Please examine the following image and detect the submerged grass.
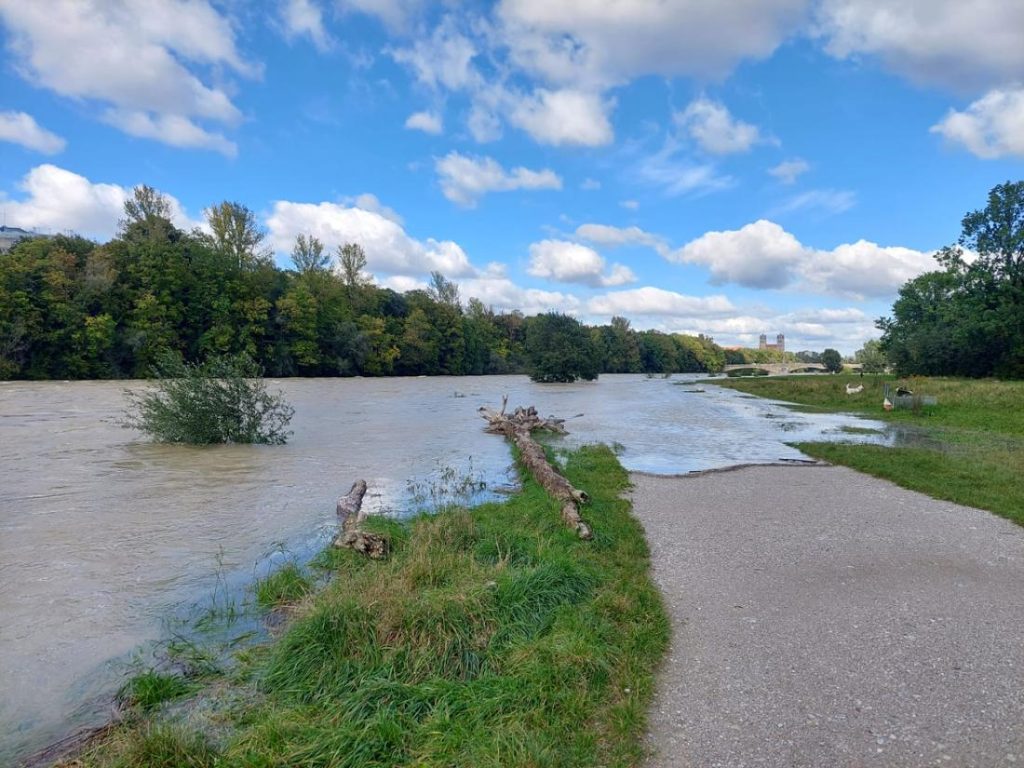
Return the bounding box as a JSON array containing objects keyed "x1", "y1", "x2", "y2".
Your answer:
[
  {"x1": 712, "y1": 373, "x2": 1024, "y2": 524},
  {"x1": 71, "y1": 445, "x2": 669, "y2": 768}
]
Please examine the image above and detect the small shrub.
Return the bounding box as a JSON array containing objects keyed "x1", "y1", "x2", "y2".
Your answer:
[{"x1": 122, "y1": 352, "x2": 294, "y2": 444}]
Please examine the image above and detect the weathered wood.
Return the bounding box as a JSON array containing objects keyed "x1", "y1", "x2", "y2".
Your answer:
[
  {"x1": 333, "y1": 479, "x2": 389, "y2": 559},
  {"x1": 337, "y1": 480, "x2": 368, "y2": 532},
  {"x1": 479, "y1": 401, "x2": 592, "y2": 540}
]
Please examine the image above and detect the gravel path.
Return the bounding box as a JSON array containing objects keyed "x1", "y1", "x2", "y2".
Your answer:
[{"x1": 630, "y1": 465, "x2": 1024, "y2": 768}]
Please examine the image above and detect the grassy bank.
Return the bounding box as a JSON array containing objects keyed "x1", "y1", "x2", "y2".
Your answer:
[
  {"x1": 712, "y1": 374, "x2": 1024, "y2": 524},
  {"x1": 64, "y1": 445, "x2": 669, "y2": 768}
]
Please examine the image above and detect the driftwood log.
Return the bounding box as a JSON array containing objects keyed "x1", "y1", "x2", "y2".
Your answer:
[
  {"x1": 333, "y1": 479, "x2": 389, "y2": 559},
  {"x1": 479, "y1": 397, "x2": 593, "y2": 540}
]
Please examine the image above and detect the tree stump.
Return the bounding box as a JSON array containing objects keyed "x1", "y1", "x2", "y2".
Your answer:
[
  {"x1": 479, "y1": 397, "x2": 593, "y2": 540},
  {"x1": 333, "y1": 479, "x2": 389, "y2": 559}
]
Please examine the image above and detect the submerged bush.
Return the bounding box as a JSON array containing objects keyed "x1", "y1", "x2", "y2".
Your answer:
[{"x1": 123, "y1": 352, "x2": 294, "y2": 444}]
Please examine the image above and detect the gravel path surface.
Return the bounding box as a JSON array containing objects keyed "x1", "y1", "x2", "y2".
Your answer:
[{"x1": 630, "y1": 465, "x2": 1024, "y2": 768}]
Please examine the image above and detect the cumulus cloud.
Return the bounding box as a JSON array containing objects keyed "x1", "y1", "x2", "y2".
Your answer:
[
  {"x1": 389, "y1": 18, "x2": 480, "y2": 91},
  {"x1": 506, "y1": 88, "x2": 614, "y2": 146},
  {"x1": 459, "y1": 274, "x2": 582, "y2": 315},
  {"x1": 266, "y1": 198, "x2": 476, "y2": 278},
  {"x1": 574, "y1": 223, "x2": 668, "y2": 255},
  {"x1": 404, "y1": 110, "x2": 443, "y2": 134},
  {"x1": 103, "y1": 109, "x2": 236, "y2": 157},
  {"x1": 931, "y1": 87, "x2": 1024, "y2": 159},
  {"x1": 434, "y1": 152, "x2": 561, "y2": 207},
  {"x1": 0, "y1": 111, "x2": 66, "y2": 154},
  {"x1": 768, "y1": 158, "x2": 810, "y2": 184},
  {"x1": 527, "y1": 239, "x2": 636, "y2": 287},
  {"x1": 1, "y1": 164, "x2": 198, "y2": 239},
  {"x1": 281, "y1": 0, "x2": 333, "y2": 51},
  {"x1": 0, "y1": 0, "x2": 255, "y2": 153},
  {"x1": 675, "y1": 97, "x2": 763, "y2": 155},
  {"x1": 670, "y1": 220, "x2": 805, "y2": 289},
  {"x1": 816, "y1": 0, "x2": 1024, "y2": 91},
  {"x1": 587, "y1": 287, "x2": 736, "y2": 317},
  {"x1": 498, "y1": 0, "x2": 808, "y2": 86},
  {"x1": 668, "y1": 218, "x2": 939, "y2": 298}
]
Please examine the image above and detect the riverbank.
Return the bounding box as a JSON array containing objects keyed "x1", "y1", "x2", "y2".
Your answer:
[
  {"x1": 55, "y1": 445, "x2": 669, "y2": 768},
  {"x1": 711, "y1": 374, "x2": 1024, "y2": 524},
  {"x1": 632, "y1": 464, "x2": 1024, "y2": 766}
]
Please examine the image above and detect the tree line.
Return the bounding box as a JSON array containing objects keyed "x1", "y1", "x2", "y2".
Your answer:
[
  {"x1": 879, "y1": 181, "x2": 1024, "y2": 379},
  {"x1": 0, "y1": 186, "x2": 726, "y2": 382}
]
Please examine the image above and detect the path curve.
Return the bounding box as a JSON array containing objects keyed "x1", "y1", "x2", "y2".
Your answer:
[{"x1": 631, "y1": 465, "x2": 1024, "y2": 768}]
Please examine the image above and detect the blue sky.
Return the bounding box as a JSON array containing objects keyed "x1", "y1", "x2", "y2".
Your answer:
[{"x1": 2, "y1": 1, "x2": 1023, "y2": 353}]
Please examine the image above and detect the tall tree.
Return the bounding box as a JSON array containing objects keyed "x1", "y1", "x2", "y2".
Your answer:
[
  {"x1": 206, "y1": 201, "x2": 270, "y2": 270},
  {"x1": 291, "y1": 234, "x2": 330, "y2": 275},
  {"x1": 337, "y1": 243, "x2": 369, "y2": 288},
  {"x1": 525, "y1": 312, "x2": 598, "y2": 383}
]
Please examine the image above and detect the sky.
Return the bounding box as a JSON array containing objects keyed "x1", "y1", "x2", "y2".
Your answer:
[{"x1": 1, "y1": 1, "x2": 1023, "y2": 354}]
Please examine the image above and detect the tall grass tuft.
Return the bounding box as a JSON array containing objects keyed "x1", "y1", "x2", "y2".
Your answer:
[{"x1": 122, "y1": 352, "x2": 294, "y2": 444}]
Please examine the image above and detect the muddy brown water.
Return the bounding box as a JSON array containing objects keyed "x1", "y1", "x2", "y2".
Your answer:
[{"x1": 0, "y1": 374, "x2": 887, "y2": 761}]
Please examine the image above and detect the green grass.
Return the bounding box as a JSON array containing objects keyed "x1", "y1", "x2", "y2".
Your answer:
[
  {"x1": 254, "y1": 563, "x2": 312, "y2": 610},
  {"x1": 74, "y1": 445, "x2": 669, "y2": 768},
  {"x1": 118, "y1": 671, "x2": 197, "y2": 712},
  {"x1": 712, "y1": 373, "x2": 1024, "y2": 523}
]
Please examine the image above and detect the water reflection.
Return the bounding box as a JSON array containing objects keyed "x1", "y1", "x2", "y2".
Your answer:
[{"x1": 0, "y1": 374, "x2": 887, "y2": 760}]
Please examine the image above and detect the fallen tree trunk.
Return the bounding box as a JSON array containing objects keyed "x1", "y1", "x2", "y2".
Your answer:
[
  {"x1": 333, "y1": 479, "x2": 389, "y2": 559},
  {"x1": 479, "y1": 397, "x2": 593, "y2": 540}
]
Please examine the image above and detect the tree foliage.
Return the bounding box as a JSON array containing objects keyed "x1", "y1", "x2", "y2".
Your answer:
[
  {"x1": 854, "y1": 339, "x2": 887, "y2": 373},
  {"x1": 123, "y1": 352, "x2": 294, "y2": 444},
  {"x1": 526, "y1": 313, "x2": 599, "y2": 383},
  {"x1": 879, "y1": 181, "x2": 1024, "y2": 378},
  {"x1": 0, "y1": 184, "x2": 732, "y2": 382},
  {"x1": 821, "y1": 348, "x2": 843, "y2": 373}
]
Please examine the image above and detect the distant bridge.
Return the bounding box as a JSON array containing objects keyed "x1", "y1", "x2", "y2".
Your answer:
[{"x1": 722, "y1": 363, "x2": 827, "y2": 375}]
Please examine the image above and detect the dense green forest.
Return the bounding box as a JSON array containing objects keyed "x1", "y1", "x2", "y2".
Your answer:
[
  {"x1": 0, "y1": 187, "x2": 725, "y2": 381},
  {"x1": 879, "y1": 181, "x2": 1024, "y2": 379}
]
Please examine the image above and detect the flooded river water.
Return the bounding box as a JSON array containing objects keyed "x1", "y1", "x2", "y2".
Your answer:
[{"x1": 0, "y1": 374, "x2": 886, "y2": 761}]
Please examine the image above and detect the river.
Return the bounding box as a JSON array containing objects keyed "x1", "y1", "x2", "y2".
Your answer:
[{"x1": 0, "y1": 374, "x2": 886, "y2": 762}]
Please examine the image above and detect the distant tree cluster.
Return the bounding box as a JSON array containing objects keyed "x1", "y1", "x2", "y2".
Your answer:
[
  {"x1": 0, "y1": 187, "x2": 726, "y2": 382},
  {"x1": 879, "y1": 181, "x2": 1024, "y2": 378}
]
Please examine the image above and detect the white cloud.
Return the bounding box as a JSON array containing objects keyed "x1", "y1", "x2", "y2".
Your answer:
[
  {"x1": 671, "y1": 219, "x2": 805, "y2": 289},
  {"x1": 675, "y1": 97, "x2": 763, "y2": 155},
  {"x1": 266, "y1": 199, "x2": 476, "y2": 278},
  {"x1": 816, "y1": 0, "x2": 1024, "y2": 91},
  {"x1": 337, "y1": 0, "x2": 425, "y2": 31},
  {"x1": 1, "y1": 164, "x2": 198, "y2": 239},
  {"x1": 0, "y1": 111, "x2": 66, "y2": 154},
  {"x1": 506, "y1": 88, "x2": 614, "y2": 146},
  {"x1": 770, "y1": 188, "x2": 856, "y2": 217},
  {"x1": 768, "y1": 158, "x2": 810, "y2": 184},
  {"x1": 633, "y1": 140, "x2": 734, "y2": 196},
  {"x1": 389, "y1": 18, "x2": 480, "y2": 91},
  {"x1": 0, "y1": 0, "x2": 255, "y2": 152},
  {"x1": 281, "y1": 0, "x2": 333, "y2": 52},
  {"x1": 348, "y1": 193, "x2": 404, "y2": 225},
  {"x1": 930, "y1": 87, "x2": 1024, "y2": 159},
  {"x1": 103, "y1": 109, "x2": 236, "y2": 157},
  {"x1": 459, "y1": 275, "x2": 583, "y2": 315},
  {"x1": 404, "y1": 110, "x2": 444, "y2": 134},
  {"x1": 581, "y1": 178, "x2": 601, "y2": 191},
  {"x1": 587, "y1": 286, "x2": 735, "y2": 317},
  {"x1": 574, "y1": 223, "x2": 668, "y2": 255},
  {"x1": 803, "y1": 239, "x2": 939, "y2": 299},
  {"x1": 498, "y1": 0, "x2": 808, "y2": 86},
  {"x1": 668, "y1": 218, "x2": 939, "y2": 298},
  {"x1": 620, "y1": 200, "x2": 640, "y2": 210},
  {"x1": 434, "y1": 152, "x2": 561, "y2": 207},
  {"x1": 527, "y1": 239, "x2": 635, "y2": 287}
]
